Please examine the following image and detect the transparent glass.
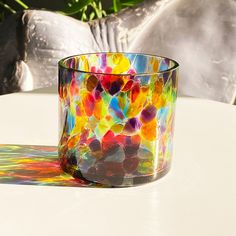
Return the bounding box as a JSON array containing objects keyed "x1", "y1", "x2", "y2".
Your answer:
[{"x1": 58, "y1": 52, "x2": 179, "y2": 187}]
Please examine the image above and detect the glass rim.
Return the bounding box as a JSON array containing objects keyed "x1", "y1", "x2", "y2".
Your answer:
[{"x1": 58, "y1": 52, "x2": 179, "y2": 76}]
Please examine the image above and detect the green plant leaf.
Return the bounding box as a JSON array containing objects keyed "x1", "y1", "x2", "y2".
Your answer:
[
  {"x1": 0, "y1": 2, "x2": 16, "y2": 13},
  {"x1": 121, "y1": 0, "x2": 144, "y2": 7},
  {"x1": 14, "y1": 0, "x2": 29, "y2": 9},
  {"x1": 63, "y1": 0, "x2": 93, "y2": 15},
  {"x1": 89, "y1": 11, "x2": 95, "y2": 20},
  {"x1": 113, "y1": 0, "x2": 121, "y2": 12},
  {"x1": 90, "y1": 1, "x2": 106, "y2": 19}
]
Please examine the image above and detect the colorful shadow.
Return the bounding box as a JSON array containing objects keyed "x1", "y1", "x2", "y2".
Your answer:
[{"x1": 0, "y1": 144, "x2": 98, "y2": 187}]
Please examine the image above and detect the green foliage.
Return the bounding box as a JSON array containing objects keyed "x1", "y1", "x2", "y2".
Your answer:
[
  {"x1": 62, "y1": 0, "x2": 107, "y2": 21},
  {"x1": 112, "y1": 0, "x2": 144, "y2": 12},
  {"x1": 14, "y1": 0, "x2": 28, "y2": 9},
  {"x1": 0, "y1": 0, "x2": 144, "y2": 23}
]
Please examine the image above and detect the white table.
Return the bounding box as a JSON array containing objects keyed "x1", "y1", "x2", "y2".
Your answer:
[{"x1": 0, "y1": 87, "x2": 236, "y2": 236}]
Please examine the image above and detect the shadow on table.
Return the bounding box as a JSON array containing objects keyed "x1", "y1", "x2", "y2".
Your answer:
[{"x1": 0, "y1": 144, "x2": 97, "y2": 187}]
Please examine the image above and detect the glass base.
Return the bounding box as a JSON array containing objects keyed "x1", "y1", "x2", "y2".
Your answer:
[{"x1": 61, "y1": 164, "x2": 170, "y2": 187}]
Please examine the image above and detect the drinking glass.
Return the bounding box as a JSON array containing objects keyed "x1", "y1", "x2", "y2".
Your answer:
[{"x1": 58, "y1": 52, "x2": 179, "y2": 187}]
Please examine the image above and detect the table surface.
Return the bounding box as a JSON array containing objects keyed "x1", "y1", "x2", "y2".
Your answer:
[{"x1": 0, "y1": 87, "x2": 236, "y2": 236}]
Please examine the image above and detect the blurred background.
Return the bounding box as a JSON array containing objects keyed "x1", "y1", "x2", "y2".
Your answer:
[{"x1": 1, "y1": 0, "x2": 235, "y2": 103}]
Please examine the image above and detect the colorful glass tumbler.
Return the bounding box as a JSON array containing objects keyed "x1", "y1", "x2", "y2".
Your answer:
[{"x1": 58, "y1": 53, "x2": 179, "y2": 187}]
